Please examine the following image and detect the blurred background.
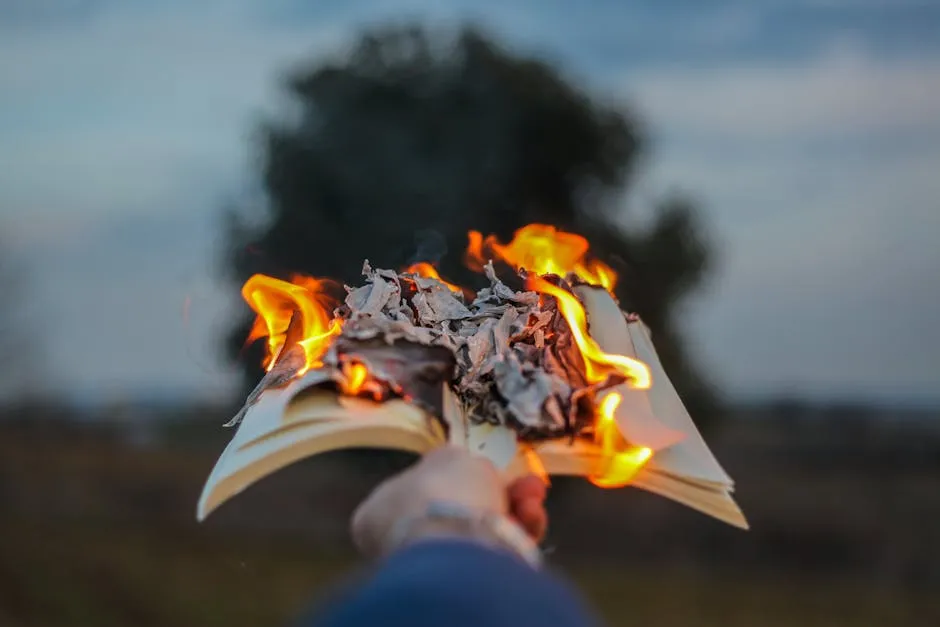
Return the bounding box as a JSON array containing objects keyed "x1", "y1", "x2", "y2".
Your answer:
[{"x1": 2, "y1": 1, "x2": 939, "y2": 626}]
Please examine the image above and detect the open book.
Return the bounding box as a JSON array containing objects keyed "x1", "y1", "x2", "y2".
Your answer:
[{"x1": 198, "y1": 287, "x2": 748, "y2": 530}]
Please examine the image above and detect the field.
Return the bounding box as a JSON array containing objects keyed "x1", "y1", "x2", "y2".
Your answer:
[
  {"x1": 1, "y1": 404, "x2": 938, "y2": 626},
  {"x1": 3, "y1": 517, "x2": 934, "y2": 627}
]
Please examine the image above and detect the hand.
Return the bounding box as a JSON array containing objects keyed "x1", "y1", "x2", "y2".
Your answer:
[{"x1": 351, "y1": 446, "x2": 548, "y2": 558}]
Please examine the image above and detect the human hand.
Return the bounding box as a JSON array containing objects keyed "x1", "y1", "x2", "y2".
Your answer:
[{"x1": 351, "y1": 446, "x2": 548, "y2": 561}]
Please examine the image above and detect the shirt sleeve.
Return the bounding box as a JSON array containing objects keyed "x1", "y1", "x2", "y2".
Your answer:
[{"x1": 300, "y1": 539, "x2": 601, "y2": 627}]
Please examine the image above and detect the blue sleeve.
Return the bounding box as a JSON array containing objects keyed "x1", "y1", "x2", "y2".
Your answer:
[{"x1": 302, "y1": 539, "x2": 601, "y2": 627}]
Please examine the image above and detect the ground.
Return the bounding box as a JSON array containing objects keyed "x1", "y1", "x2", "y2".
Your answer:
[{"x1": 1, "y1": 407, "x2": 938, "y2": 626}]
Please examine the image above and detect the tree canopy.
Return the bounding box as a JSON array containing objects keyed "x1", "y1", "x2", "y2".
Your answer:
[{"x1": 223, "y1": 25, "x2": 720, "y2": 424}]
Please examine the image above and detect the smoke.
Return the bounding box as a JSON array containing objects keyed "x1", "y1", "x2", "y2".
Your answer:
[{"x1": 405, "y1": 228, "x2": 449, "y2": 267}]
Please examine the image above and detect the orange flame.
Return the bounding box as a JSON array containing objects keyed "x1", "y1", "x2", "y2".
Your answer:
[
  {"x1": 241, "y1": 273, "x2": 342, "y2": 374},
  {"x1": 527, "y1": 275, "x2": 650, "y2": 389},
  {"x1": 465, "y1": 230, "x2": 485, "y2": 272},
  {"x1": 589, "y1": 393, "x2": 652, "y2": 487},
  {"x1": 527, "y1": 275, "x2": 653, "y2": 486},
  {"x1": 341, "y1": 361, "x2": 369, "y2": 395},
  {"x1": 466, "y1": 224, "x2": 617, "y2": 292},
  {"x1": 404, "y1": 262, "x2": 463, "y2": 293}
]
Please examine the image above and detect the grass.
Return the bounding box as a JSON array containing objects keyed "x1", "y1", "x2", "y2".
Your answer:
[
  {"x1": 2, "y1": 417, "x2": 938, "y2": 626},
  {"x1": 2, "y1": 517, "x2": 936, "y2": 627}
]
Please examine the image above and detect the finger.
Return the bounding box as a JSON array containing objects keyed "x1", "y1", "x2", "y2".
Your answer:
[
  {"x1": 508, "y1": 475, "x2": 548, "y2": 540},
  {"x1": 350, "y1": 499, "x2": 378, "y2": 555},
  {"x1": 510, "y1": 496, "x2": 548, "y2": 542},
  {"x1": 508, "y1": 474, "x2": 547, "y2": 503}
]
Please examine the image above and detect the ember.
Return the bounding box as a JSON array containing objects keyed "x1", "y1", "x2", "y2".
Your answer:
[
  {"x1": 403, "y1": 262, "x2": 462, "y2": 294},
  {"x1": 340, "y1": 361, "x2": 369, "y2": 396}
]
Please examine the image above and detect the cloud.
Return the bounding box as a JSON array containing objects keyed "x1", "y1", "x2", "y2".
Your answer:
[
  {"x1": 626, "y1": 37, "x2": 940, "y2": 139},
  {"x1": 0, "y1": 0, "x2": 767, "y2": 237},
  {"x1": 0, "y1": 0, "x2": 347, "y2": 235},
  {"x1": 22, "y1": 210, "x2": 240, "y2": 401},
  {"x1": 795, "y1": 0, "x2": 937, "y2": 8},
  {"x1": 624, "y1": 39, "x2": 940, "y2": 402},
  {"x1": 1, "y1": 1, "x2": 938, "y2": 403},
  {"x1": 0, "y1": 0, "x2": 601, "y2": 234}
]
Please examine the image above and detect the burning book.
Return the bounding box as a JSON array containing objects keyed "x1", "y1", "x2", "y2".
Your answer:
[{"x1": 198, "y1": 224, "x2": 747, "y2": 529}]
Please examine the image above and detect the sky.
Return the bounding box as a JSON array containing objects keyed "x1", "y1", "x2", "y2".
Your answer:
[{"x1": 1, "y1": 0, "x2": 938, "y2": 406}]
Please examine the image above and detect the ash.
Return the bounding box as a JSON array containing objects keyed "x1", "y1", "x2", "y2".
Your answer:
[
  {"x1": 321, "y1": 260, "x2": 621, "y2": 440},
  {"x1": 228, "y1": 261, "x2": 622, "y2": 439}
]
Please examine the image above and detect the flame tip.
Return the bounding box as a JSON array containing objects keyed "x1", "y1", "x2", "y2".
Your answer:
[
  {"x1": 241, "y1": 273, "x2": 342, "y2": 373},
  {"x1": 463, "y1": 223, "x2": 617, "y2": 292}
]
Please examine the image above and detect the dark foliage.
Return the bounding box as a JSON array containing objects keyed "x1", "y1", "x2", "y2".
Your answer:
[{"x1": 223, "y1": 24, "x2": 720, "y2": 424}]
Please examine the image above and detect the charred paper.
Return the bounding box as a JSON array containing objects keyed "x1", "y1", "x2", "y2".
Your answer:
[{"x1": 228, "y1": 260, "x2": 622, "y2": 441}]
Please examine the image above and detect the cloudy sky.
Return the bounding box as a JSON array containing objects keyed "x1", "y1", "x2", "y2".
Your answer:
[{"x1": 1, "y1": 0, "x2": 938, "y2": 406}]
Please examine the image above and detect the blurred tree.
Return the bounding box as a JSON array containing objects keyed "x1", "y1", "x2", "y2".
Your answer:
[{"x1": 223, "y1": 25, "x2": 720, "y2": 425}]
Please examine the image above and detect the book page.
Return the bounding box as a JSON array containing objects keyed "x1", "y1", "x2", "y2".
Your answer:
[
  {"x1": 626, "y1": 322, "x2": 733, "y2": 486},
  {"x1": 197, "y1": 385, "x2": 442, "y2": 521}
]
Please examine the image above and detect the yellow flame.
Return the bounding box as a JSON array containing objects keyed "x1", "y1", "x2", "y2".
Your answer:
[
  {"x1": 526, "y1": 275, "x2": 653, "y2": 487},
  {"x1": 466, "y1": 224, "x2": 617, "y2": 292},
  {"x1": 589, "y1": 393, "x2": 653, "y2": 487},
  {"x1": 241, "y1": 273, "x2": 342, "y2": 373},
  {"x1": 527, "y1": 275, "x2": 650, "y2": 388},
  {"x1": 341, "y1": 361, "x2": 369, "y2": 395}
]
